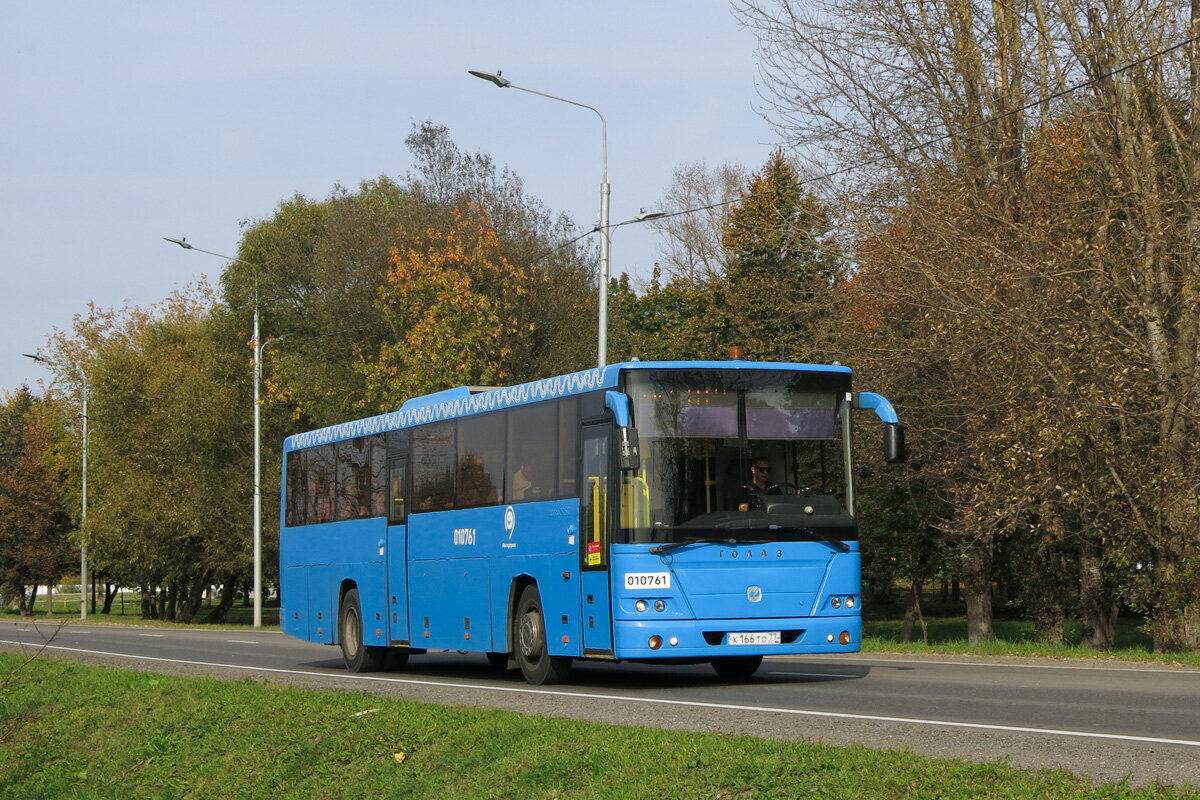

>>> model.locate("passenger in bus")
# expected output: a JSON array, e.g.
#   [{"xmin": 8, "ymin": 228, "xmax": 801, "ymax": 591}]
[
  {"xmin": 737, "ymin": 457, "xmax": 783, "ymax": 511},
  {"xmin": 511, "ymin": 461, "xmax": 535, "ymax": 500}
]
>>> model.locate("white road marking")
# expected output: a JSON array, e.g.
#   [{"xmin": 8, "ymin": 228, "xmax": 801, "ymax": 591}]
[
  {"xmin": 771, "ymin": 654, "xmax": 1200, "ymax": 676},
  {"xmin": 3, "ymin": 638, "xmax": 1199, "ymax": 750}
]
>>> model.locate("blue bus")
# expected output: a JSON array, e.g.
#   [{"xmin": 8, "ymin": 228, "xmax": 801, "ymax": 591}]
[{"xmin": 279, "ymin": 360, "xmax": 904, "ymax": 684}]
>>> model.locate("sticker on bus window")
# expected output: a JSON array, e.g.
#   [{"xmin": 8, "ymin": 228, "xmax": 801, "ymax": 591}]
[
  {"xmin": 624, "ymin": 572, "xmax": 671, "ymax": 590},
  {"xmin": 587, "ymin": 541, "xmax": 602, "ymax": 566}
]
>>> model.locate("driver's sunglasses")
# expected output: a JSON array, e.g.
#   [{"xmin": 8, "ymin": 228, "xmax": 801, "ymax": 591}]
[{"xmin": 754, "ymin": 465, "xmax": 771, "ymax": 473}]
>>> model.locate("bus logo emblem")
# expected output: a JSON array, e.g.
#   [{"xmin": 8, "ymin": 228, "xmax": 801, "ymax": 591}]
[
  {"xmin": 504, "ymin": 506, "xmax": 516, "ymax": 540},
  {"xmin": 747, "ymin": 586, "xmax": 763, "ymax": 603}
]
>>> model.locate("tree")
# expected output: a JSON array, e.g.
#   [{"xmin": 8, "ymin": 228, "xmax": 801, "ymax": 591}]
[
  {"xmin": 360, "ymin": 205, "xmax": 540, "ymax": 405},
  {"xmin": 226, "ymin": 122, "xmax": 596, "ymax": 429},
  {"xmin": 738, "ymin": 0, "xmax": 1200, "ymax": 651},
  {"xmin": 609, "ymin": 269, "xmax": 730, "ymax": 361},
  {"xmin": 0, "ymin": 388, "xmax": 75, "ymax": 615},
  {"xmin": 722, "ymin": 150, "xmax": 842, "ymax": 361},
  {"xmin": 47, "ymin": 287, "xmax": 252, "ymax": 622},
  {"xmin": 612, "ymin": 152, "xmax": 841, "ymax": 364},
  {"xmin": 650, "ymin": 161, "xmax": 747, "ymax": 285}
]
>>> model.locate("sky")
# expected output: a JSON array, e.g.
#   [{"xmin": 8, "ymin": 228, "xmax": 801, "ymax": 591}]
[{"xmin": 0, "ymin": 2, "xmax": 778, "ymax": 396}]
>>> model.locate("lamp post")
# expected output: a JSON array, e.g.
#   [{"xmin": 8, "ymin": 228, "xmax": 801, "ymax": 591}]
[
  {"xmin": 23, "ymin": 353, "xmax": 88, "ymax": 620},
  {"xmin": 469, "ymin": 69, "xmax": 613, "ymax": 367},
  {"xmin": 163, "ymin": 236, "xmax": 263, "ymax": 629}
]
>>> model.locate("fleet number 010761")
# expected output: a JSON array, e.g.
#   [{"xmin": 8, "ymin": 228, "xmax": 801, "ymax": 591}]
[{"xmin": 624, "ymin": 572, "xmax": 671, "ymax": 590}]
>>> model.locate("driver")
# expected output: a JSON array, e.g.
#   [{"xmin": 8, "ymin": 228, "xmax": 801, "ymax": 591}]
[{"xmin": 737, "ymin": 457, "xmax": 783, "ymax": 511}]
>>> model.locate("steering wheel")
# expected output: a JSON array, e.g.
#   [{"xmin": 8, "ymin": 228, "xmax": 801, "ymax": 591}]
[{"xmin": 767, "ymin": 482, "xmax": 806, "ymax": 495}]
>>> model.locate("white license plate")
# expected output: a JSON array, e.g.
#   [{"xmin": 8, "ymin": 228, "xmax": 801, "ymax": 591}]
[
  {"xmin": 624, "ymin": 571, "xmax": 671, "ymax": 590},
  {"xmin": 727, "ymin": 631, "xmax": 781, "ymax": 646}
]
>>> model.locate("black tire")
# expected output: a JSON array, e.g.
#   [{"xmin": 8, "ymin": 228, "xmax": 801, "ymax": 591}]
[
  {"xmin": 514, "ymin": 584, "xmax": 571, "ymax": 685},
  {"xmin": 339, "ymin": 588, "xmax": 386, "ymax": 673},
  {"xmin": 710, "ymin": 655, "xmax": 763, "ymax": 681}
]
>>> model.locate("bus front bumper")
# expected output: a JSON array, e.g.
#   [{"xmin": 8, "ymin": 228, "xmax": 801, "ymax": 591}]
[{"xmin": 610, "ymin": 616, "xmax": 861, "ymax": 660}]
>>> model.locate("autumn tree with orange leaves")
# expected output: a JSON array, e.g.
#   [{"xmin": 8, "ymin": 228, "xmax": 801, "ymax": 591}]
[{"xmin": 362, "ymin": 205, "xmax": 540, "ymax": 407}]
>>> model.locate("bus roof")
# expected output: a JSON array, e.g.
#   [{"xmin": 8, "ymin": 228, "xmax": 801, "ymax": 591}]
[{"xmin": 283, "ymin": 359, "xmax": 852, "ymax": 451}]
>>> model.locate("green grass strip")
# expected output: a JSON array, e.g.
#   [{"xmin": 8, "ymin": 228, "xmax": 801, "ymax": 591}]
[{"xmin": 2, "ymin": 653, "xmax": 1197, "ymax": 799}]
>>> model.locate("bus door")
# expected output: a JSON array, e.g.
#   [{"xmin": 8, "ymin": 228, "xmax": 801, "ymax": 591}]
[
  {"xmin": 386, "ymin": 450, "xmax": 410, "ymax": 645},
  {"xmin": 580, "ymin": 423, "xmax": 613, "ymax": 655}
]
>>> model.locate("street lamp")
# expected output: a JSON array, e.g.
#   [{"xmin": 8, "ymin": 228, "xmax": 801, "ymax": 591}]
[
  {"xmin": 469, "ymin": 69, "xmax": 613, "ymax": 367},
  {"xmin": 164, "ymin": 236, "xmax": 264, "ymax": 629},
  {"xmin": 604, "ymin": 208, "xmax": 666, "ymax": 235},
  {"xmin": 23, "ymin": 353, "xmax": 88, "ymax": 620}
]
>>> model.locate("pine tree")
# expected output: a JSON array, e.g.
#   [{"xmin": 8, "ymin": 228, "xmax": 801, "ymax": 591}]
[{"xmin": 722, "ymin": 151, "xmax": 841, "ymax": 361}]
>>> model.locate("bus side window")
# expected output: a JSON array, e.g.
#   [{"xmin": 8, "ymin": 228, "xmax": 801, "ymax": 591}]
[
  {"xmin": 457, "ymin": 412, "xmax": 505, "ymax": 508},
  {"xmin": 388, "ymin": 457, "xmax": 407, "ymax": 524},
  {"xmin": 308, "ymin": 444, "xmax": 336, "ymax": 525},
  {"xmin": 413, "ymin": 423, "xmax": 455, "ymax": 512},
  {"xmin": 285, "ymin": 449, "xmax": 307, "ymax": 527},
  {"xmin": 558, "ymin": 396, "xmax": 579, "ymax": 498},
  {"xmin": 337, "ymin": 437, "xmax": 372, "ymax": 521},
  {"xmin": 506, "ymin": 404, "xmax": 555, "ymax": 503},
  {"xmin": 370, "ymin": 434, "xmax": 387, "ymax": 517}
]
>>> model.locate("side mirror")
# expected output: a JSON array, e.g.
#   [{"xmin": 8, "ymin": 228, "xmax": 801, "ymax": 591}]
[
  {"xmin": 618, "ymin": 426, "xmax": 641, "ymax": 472},
  {"xmin": 884, "ymin": 423, "xmax": 907, "ymax": 464}
]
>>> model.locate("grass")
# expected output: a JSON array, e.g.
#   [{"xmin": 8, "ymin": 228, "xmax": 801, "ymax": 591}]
[
  {"xmin": 2, "ymin": 653, "xmax": 1197, "ymax": 800},
  {"xmin": 1, "ymin": 599, "xmax": 280, "ymax": 630},
  {"xmin": 859, "ymin": 599, "xmax": 1200, "ymax": 667}
]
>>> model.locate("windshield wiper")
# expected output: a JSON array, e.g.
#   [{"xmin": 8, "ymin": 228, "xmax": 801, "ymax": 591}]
[
  {"xmin": 649, "ymin": 537, "xmax": 769, "ymax": 555},
  {"xmin": 768, "ymin": 525, "xmax": 851, "ymax": 553}
]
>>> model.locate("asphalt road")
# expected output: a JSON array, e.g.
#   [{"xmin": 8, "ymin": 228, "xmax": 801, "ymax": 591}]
[{"xmin": 3, "ymin": 619, "xmax": 1199, "ymax": 789}]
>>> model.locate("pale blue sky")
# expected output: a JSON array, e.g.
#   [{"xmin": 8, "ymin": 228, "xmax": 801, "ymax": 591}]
[{"xmin": 1, "ymin": 2, "xmax": 776, "ymax": 394}]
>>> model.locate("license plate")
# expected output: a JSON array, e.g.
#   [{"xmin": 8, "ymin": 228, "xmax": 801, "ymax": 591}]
[
  {"xmin": 624, "ymin": 571, "xmax": 671, "ymax": 590},
  {"xmin": 727, "ymin": 631, "xmax": 781, "ymax": 646}
]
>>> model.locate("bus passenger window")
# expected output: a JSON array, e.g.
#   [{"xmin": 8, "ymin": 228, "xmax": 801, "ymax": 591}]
[
  {"xmin": 370, "ymin": 434, "xmax": 387, "ymax": 517},
  {"xmin": 413, "ymin": 423, "xmax": 455, "ymax": 512},
  {"xmin": 308, "ymin": 444, "xmax": 336, "ymax": 524},
  {"xmin": 337, "ymin": 437, "xmax": 373, "ymax": 520},
  {"xmin": 285, "ymin": 449, "xmax": 308, "ymax": 527},
  {"xmin": 457, "ymin": 413, "xmax": 505, "ymax": 508},
  {"xmin": 507, "ymin": 404, "xmax": 556, "ymax": 503},
  {"xmin": 558, "ymin": 397, "xmax": 579, "ymax": 497}
]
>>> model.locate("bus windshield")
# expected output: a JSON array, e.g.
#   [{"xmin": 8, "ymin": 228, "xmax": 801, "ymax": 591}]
[{"xmin": 620, "ymin": 368, "xmax": 854, "ymax": 545}]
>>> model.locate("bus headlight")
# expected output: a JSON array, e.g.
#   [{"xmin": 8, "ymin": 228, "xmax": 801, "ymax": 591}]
[
  {"xmin": 839, "ymin": 631, "xmax": 852, "ymax": 645},
  {"xmin": 648, "ymin": 635, "xmax": 663, "ymax": 650},
  {"xmin": 845, "ymin": 596, "xmax": 856, "ymax": 609},
  {"xmin": 654, "ymin": 600, "xmax": 666, "ymax": 612},
  {"xmin": 830, "ymin": 597, "xmax": 842, "ymax": 609},
  {"xmin": 635, "ymin": 600, "xmax": 648, "ymax": 612}
]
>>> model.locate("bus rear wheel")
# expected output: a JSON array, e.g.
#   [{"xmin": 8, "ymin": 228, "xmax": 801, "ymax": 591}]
[
  {"xmin": 710, "ymin": 655, "xmax": 763, "ymax": 681},
  {"xmin": 515, "ymin": 585, "xmax": 571, "ymax": 685},
  {"xmin": 339, "ymin": 588, "xmax": 386, "ymax": 673}
]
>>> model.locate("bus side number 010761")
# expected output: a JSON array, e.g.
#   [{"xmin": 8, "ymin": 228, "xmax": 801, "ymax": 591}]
[{"xmin": 624, "ymin": 572, "xmax": 671, "ymax": 590}]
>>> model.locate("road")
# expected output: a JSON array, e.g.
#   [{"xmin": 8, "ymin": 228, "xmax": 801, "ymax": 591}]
[{"xmin": 2, "ymin": 619, "xmax": 1199, "ymax": 788}]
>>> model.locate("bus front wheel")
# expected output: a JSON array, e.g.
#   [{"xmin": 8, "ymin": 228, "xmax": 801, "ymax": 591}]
[
  {"xmin": 710, "ymin": 655, "xmax": 763, "ymax": 681},
  {"xmin": 339, "ymin": 588, "xmax": 386, "ymax": 673},
  {"xmin": 515, "ymin": 585, "xmax": 571, "ymax": 685}
]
